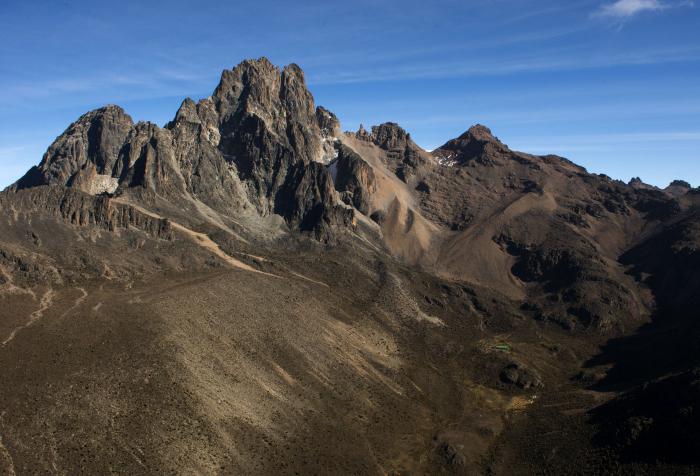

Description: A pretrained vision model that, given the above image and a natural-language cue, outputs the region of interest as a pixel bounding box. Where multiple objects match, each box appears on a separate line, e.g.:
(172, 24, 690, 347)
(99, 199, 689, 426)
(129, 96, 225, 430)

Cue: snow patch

(87, 175, 119, 195)
(316, 137, 339, 164)
(436, 153, 457, 167)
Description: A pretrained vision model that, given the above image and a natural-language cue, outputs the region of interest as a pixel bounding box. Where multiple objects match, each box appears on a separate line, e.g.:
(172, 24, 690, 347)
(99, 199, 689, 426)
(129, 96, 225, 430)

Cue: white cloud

(597, 0, 667, 17)
(595, 0, 694, 17)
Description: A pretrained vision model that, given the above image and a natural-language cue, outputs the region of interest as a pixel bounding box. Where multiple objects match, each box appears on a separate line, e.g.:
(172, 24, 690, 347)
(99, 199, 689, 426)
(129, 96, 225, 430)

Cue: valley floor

(1, 246, 691, 475)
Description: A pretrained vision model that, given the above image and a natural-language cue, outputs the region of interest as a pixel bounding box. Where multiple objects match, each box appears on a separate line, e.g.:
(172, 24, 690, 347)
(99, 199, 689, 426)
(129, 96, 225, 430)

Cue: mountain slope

(1, 58, 699, 475)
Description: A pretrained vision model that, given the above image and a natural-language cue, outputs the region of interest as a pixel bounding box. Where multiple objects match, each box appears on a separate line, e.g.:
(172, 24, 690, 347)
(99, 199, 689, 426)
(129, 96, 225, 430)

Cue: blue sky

(1, 0, 699, 188)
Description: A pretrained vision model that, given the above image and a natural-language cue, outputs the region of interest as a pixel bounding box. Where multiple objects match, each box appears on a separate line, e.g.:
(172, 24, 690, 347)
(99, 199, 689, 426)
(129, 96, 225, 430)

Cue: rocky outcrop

(316, 106, 340, 138)
(331, 145, 377, 215)
(14, 104, 189, 202)
(432, 124, 512, 166)
(1, 186, 173, 239)
(356, 122, 414, 151)
(500, 362, 543, 390)
(355, 122, 428, 182)
(14, 105, 134, 190)
(665, 179, 692, 197)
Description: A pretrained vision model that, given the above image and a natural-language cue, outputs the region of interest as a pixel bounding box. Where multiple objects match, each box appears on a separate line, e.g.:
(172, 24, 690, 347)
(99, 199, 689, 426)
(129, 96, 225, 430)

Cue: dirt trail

(60, 287, 89, 318)
(170, 222, 277, 276)
(287, 270, 330, 288)
(112, 198, 279, 278)
(113, 198, 334, 286)
(1, 288, 54, 347)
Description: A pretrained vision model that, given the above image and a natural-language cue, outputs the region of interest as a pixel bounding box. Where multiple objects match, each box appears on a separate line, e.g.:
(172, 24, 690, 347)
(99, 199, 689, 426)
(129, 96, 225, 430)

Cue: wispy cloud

(596, 0, 667, 17)
(594, 0, 693, 18)
(0, 69, 212, 109)
(0, 145, 30, 156)
(308, 45, 700, 85)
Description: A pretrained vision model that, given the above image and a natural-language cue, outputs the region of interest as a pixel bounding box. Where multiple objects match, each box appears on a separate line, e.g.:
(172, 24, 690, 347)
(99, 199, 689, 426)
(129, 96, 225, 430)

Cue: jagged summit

(14, 105, 134, 190)
(431, 123, 510, 166)
(11, 58, 354, 238)
(629, 177, 694, 197)
(460, 124, 498, 142)
(355, 122, 423, 153)
(665, 179, 693, 197)
(628, 177, 656, 190)
(670, 179, 692, 188)
(444, 124, 502, 147)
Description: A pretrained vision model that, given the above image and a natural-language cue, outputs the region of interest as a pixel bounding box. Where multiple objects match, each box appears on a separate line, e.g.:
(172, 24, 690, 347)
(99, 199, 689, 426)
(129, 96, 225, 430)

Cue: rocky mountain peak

(352, 122, 428, 183)
(172, 97, 199, 124)
(316, 106, 340, 137)
(629, 177, 659, 193)
(463, 123, 497, 142)
(211, 58, 317, 129)
(363, 122, 414, 151)
(213, 57, 279, 109)
(432, 123, 510, 166)
(451, 123, 503, 148)
(13, 104, 134, 190)
(12, 58, 352, 238)
(665, 179, 693, 197)
(670, 179, 691, 189)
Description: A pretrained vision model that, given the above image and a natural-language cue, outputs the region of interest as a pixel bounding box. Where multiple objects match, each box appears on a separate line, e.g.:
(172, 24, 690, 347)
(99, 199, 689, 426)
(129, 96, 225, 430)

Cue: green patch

(494, 344, 511, 352)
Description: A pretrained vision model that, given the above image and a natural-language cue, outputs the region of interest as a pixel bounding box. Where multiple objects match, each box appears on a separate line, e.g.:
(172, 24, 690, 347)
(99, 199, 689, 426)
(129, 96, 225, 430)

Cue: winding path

(112, 198, 278, 277)
(1, 288, 54, 347)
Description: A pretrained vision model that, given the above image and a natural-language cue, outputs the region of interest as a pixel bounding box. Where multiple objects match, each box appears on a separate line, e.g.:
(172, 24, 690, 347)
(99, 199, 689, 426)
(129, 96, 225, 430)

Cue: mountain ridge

(1, 57, 700, 474)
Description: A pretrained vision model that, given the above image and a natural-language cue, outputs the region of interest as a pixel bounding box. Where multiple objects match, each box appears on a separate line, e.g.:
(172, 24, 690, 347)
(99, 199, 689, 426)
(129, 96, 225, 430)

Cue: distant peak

(669, 179, 691, 189)
(432, 123, 511, 166)
(459, 124, 497, 142)
(437, 123, 504, 150)
(664, 179, 693, 197)
(629, 177, 660, 192)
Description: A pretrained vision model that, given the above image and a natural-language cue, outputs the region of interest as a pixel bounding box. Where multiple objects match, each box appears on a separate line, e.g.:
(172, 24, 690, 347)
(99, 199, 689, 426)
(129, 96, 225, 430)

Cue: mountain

(1, 58, 699, 475)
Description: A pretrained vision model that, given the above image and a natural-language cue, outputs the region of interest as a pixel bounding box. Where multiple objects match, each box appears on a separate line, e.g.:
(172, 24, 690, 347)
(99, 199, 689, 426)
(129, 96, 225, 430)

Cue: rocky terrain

(1, 57, 699, 475)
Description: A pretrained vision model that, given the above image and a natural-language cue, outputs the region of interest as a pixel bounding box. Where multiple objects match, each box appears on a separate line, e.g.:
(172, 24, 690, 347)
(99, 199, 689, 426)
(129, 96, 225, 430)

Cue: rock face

(355, 122, 429, 183)
(0, 186, 173, 239)
(316, 106, 341, 137)
(331, 145, 376, 215)
(15, 105, 134, 190)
